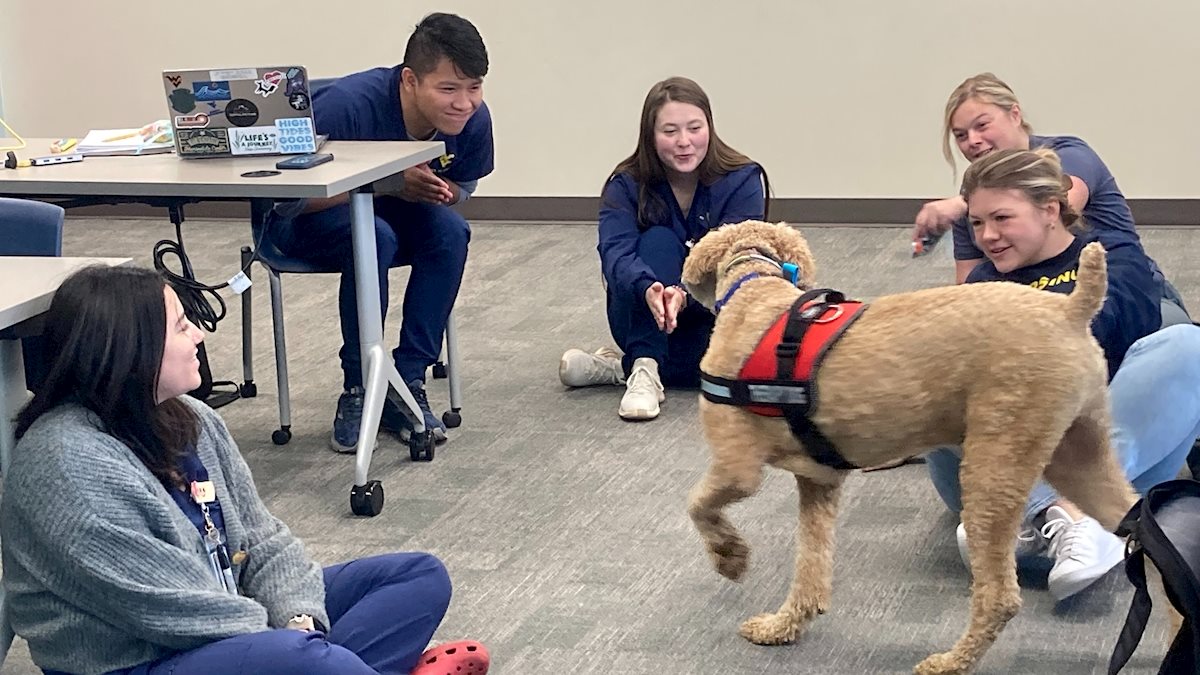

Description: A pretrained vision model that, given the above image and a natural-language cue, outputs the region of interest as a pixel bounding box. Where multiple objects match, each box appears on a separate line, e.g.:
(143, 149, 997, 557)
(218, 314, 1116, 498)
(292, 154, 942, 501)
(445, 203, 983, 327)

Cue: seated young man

(272, 12, 493, 452)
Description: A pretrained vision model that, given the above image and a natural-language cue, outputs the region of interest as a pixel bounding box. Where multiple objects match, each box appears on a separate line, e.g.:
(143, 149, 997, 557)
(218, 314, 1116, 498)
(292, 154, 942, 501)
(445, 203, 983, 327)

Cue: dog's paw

(738, 612, 801, 645)
(710, 538, 749, 580)
(913, 651, 971, 675)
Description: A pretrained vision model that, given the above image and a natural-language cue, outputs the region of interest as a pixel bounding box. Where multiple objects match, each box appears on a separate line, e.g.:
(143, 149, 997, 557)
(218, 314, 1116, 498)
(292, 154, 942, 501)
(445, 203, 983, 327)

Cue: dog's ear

(763, 222, 817, 288)
(682, 221, 753, 310)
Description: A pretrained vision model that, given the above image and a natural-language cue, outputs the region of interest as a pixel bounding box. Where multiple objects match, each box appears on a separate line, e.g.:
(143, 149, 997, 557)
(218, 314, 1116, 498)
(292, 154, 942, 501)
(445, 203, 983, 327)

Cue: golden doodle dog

(681, 220, 1139, 675)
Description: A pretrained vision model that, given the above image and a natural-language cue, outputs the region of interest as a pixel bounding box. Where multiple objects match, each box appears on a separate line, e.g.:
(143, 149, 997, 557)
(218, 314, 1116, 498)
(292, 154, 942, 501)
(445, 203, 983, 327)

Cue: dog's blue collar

(714, 257, 803, 314)
(715, 273, 764, 313)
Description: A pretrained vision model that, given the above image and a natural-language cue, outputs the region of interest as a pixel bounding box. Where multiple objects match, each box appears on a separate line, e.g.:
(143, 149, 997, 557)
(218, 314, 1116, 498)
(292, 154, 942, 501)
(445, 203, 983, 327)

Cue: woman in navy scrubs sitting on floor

(559, 76, 769, 421)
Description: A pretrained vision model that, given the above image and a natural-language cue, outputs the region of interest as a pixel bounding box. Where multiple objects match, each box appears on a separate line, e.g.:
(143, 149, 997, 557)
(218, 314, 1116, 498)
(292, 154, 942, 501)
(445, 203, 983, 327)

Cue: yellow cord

(0, 116, 27, 151)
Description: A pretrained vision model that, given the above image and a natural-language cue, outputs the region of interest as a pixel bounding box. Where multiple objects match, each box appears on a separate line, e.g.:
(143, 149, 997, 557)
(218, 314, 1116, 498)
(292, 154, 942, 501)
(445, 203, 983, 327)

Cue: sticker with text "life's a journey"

(229, 126, 281, 156)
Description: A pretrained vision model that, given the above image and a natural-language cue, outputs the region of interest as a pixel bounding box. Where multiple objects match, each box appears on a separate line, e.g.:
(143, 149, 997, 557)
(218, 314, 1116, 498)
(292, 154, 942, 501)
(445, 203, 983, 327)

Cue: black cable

(151, 208, 272, 332)
(149, 205, 277, 408)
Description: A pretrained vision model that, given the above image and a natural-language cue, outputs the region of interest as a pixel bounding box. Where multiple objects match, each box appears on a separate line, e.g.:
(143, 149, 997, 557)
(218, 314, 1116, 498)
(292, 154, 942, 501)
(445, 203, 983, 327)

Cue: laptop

(161, 66, 322, 158)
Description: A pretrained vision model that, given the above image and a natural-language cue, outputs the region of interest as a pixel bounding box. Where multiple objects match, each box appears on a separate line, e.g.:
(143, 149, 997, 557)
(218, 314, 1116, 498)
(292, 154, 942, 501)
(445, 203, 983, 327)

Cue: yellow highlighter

(103, 131, 140, 143)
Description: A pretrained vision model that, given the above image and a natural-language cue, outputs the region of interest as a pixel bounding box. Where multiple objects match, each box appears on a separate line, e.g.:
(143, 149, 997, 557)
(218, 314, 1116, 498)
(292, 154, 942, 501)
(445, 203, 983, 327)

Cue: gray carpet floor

(5, 216, 1198, 674)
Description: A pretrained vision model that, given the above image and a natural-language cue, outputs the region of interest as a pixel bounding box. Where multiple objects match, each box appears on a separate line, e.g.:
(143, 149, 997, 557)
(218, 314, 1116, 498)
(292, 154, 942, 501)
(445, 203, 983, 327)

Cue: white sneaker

(955, 521, 1048, 569)
(559, 347, 625, 387)
(618, 357, 665, 420)
(1042, 505, 1125, 600)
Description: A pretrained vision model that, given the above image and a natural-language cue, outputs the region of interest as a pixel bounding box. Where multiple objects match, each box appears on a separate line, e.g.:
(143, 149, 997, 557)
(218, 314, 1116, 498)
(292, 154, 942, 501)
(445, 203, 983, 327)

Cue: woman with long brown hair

(559, 76, 770, 421)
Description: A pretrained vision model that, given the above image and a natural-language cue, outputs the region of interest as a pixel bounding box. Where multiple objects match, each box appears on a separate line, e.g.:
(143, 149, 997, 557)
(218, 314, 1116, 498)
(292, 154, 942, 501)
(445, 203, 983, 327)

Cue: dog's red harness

(700, 288, 867, 471)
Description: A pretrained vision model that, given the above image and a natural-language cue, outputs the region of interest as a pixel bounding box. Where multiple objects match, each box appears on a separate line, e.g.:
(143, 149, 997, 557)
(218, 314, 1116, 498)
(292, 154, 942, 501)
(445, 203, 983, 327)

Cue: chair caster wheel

(432, 362, 448, 379)
(240, 382, 258, 398)
(350, 481, 384, 516)
(442, 410, 462, 428)
(271, 428, 292, 445)
(408, 431, 435, 462)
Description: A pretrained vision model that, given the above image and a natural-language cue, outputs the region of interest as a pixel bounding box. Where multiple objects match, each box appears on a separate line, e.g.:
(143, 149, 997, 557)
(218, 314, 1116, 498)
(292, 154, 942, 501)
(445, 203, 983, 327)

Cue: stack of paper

(77, 121, 174, 156)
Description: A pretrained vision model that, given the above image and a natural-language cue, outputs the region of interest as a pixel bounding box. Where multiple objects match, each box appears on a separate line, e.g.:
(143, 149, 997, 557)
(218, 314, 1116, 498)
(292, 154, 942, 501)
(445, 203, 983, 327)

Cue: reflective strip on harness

(700, 289, 867, 471)
(700, 377, 809, 407)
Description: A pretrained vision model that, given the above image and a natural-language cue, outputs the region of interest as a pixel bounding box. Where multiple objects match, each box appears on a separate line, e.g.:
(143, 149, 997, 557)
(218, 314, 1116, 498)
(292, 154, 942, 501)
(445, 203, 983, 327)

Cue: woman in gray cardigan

(1, 266, 489, 675)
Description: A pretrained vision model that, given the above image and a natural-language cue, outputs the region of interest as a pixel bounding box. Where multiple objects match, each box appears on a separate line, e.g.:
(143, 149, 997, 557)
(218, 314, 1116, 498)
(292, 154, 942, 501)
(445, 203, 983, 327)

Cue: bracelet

(286, 613, 311, 627)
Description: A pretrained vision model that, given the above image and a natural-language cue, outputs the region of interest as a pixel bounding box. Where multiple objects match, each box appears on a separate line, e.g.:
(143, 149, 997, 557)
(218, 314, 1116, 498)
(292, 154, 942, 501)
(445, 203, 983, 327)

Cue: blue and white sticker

(275, 117, 317, 154)
(192, 81, 231, 101)
(228, 126, 281, 156)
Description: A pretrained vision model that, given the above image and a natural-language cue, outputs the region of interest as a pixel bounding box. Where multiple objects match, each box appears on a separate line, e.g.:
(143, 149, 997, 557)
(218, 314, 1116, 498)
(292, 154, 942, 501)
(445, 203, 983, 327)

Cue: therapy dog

(681, 220, 1138, 674)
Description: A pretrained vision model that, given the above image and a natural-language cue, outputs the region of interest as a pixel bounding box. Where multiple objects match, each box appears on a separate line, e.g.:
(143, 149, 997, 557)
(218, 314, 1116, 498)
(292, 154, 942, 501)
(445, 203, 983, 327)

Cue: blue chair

(0, 196, 64, 668)
(237, 78, 463, 447)
(0, 197, 64, 256)
(0, 198, 64, 394)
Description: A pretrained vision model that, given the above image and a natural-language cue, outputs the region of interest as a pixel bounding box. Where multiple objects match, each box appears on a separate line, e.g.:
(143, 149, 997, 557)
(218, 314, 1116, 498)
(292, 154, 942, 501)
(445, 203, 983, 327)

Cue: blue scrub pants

(605, 225, 714, 387)
(110, 553, 451, 675)
(274, 197, 470, 389)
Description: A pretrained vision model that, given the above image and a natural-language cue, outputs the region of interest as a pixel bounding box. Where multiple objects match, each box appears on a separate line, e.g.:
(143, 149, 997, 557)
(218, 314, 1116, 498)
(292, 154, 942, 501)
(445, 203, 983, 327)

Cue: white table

(0, 256, 133, 468)
(0, 140, 446, 516)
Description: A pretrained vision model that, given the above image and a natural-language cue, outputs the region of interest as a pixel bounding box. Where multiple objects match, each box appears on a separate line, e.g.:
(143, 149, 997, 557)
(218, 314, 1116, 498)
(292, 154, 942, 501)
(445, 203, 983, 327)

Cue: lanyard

(185, 471, 238, 594)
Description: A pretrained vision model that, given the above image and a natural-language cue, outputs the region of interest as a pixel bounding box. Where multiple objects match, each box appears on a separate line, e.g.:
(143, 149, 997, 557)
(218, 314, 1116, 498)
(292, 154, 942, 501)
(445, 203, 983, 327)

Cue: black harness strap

(776, 290, 856, 471)
(1109, 480, 1200, 674)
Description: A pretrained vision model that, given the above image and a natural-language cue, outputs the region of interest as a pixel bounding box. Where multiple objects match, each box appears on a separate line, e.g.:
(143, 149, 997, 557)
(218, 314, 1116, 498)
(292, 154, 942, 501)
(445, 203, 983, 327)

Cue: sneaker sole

(619, 405, 660, 421)
(1048, 548, 1124, 600)
(329, 433, 376, 455)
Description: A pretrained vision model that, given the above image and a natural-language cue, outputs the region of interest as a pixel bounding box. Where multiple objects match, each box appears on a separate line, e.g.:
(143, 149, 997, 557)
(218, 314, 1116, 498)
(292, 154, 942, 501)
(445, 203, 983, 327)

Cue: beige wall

(1, 1, 1195, 198)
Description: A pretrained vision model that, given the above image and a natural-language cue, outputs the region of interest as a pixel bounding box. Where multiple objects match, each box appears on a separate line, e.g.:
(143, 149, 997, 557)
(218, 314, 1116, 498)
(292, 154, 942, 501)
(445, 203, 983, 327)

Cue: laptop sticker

(177, 129, 230, 156)
(229, 126, 281, 155)
(175, 113, 210, 129)
(209, 68, 258, 81)
(254, 70, 285, 98)
(225, 99, 260, 127)
(192, 81, 231, 102)
(276, 117, 316, 154)
(168, 88, 197, 114)
(285, 68, 308, 96)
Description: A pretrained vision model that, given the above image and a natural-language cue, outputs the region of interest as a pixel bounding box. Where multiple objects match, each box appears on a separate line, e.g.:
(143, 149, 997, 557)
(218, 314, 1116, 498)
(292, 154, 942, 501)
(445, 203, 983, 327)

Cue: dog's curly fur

(682, 220, 1139, 675)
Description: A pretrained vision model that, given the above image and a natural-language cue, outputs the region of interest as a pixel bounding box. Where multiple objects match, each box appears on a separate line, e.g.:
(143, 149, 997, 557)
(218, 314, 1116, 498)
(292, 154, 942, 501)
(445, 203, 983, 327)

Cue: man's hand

(398, 165, 454, 204)
(645, 282, 687, 334)
(913, 196, 967, 243)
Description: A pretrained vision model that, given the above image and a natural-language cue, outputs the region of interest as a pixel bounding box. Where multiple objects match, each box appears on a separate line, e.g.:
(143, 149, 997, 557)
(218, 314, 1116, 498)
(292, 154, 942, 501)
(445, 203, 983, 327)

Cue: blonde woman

(925, 148, 1200, 600)
(913, 72, 1188, 327)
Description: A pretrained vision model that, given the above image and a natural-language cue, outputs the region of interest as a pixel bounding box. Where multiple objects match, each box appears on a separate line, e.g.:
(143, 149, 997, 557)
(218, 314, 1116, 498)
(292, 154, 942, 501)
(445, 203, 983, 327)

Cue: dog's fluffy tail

(1066, 242, 1108, 328)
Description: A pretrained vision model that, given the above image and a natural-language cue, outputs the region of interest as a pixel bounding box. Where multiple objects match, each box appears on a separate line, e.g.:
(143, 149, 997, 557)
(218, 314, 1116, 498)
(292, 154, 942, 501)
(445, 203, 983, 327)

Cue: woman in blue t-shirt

(558, 77, 769, 421)
(924, 148, 1200, 601)
(912, 72, 1188, 326)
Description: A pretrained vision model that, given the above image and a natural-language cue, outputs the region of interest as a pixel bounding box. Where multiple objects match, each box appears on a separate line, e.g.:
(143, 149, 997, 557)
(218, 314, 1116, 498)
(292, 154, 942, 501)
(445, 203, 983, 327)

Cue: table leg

(0, 338, 26, 665)
(348, 190, 427, 512)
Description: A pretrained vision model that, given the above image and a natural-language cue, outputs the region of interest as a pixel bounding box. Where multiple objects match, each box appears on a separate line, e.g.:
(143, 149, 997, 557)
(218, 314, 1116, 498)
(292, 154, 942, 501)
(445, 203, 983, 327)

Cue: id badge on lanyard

(192, 480, 238, 594)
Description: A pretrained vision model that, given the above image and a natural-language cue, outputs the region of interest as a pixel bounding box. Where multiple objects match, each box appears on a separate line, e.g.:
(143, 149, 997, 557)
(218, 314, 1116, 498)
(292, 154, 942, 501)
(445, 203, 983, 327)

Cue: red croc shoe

(411, 640, 490, 675)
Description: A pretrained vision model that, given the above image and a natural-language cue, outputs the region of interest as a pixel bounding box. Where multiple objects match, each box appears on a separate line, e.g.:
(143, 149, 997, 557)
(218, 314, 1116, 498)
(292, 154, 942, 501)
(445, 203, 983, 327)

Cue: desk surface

(0, 257, 133, 329)
(0, 139, 444, 200)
